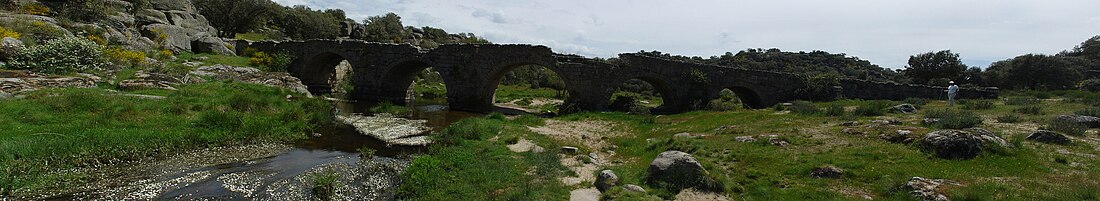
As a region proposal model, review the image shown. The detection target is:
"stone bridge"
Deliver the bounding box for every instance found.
[240,39,998,114]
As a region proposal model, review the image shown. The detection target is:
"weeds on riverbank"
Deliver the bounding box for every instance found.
[0,81,331,196]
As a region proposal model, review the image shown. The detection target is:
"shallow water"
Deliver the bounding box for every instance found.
[48,100,481,200]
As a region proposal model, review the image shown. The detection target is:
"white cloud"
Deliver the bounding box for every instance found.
[273,0,1100,69]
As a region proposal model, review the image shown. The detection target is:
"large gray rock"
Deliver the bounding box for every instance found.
[1053,115,1100,128]
[646,151,707,189]
[594,170,619,192]
[919,130,984,159]
[1026,130,1072,145]
[966,128,1011,148]
[141,24,214,51]
[1,37,22,61]
[150,0,197,12]
[191,37,235,55]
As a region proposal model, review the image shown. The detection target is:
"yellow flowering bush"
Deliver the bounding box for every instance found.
[20,3,49,16]
[0,26,19,39]
[105,47,146,67]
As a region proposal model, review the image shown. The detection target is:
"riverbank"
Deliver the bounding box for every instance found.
[0,81,332,198]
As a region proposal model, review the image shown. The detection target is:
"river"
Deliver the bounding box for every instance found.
[48,101,480,200]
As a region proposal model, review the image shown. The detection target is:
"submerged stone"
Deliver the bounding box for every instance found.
[336,113,432,146]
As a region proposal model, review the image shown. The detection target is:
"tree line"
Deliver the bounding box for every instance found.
[193,0,490,46]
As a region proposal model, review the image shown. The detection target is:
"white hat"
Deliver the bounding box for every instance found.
[949,81,955,84]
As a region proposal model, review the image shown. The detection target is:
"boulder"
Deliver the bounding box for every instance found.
[1,37,22,60]
[191,37,235,56]
[1053,115,1100,128]
[919,129,984,159]
[150,0,197,12]
[965,128,1010,148]
[735,136,755,142]
[646,151,707,188]
[594,170,619,192]
[892,104,918,114]
[1026,130,1072,145]
[141,24,213,51]
[810,165,844,179]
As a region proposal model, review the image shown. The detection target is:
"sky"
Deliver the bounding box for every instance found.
[273,0,1100,69]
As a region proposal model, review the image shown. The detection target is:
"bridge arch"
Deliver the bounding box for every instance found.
[482,62,574,113]
[378,59,449,104]
[719,86,767,109]
[292,51,351,94]
[607,76,676,113]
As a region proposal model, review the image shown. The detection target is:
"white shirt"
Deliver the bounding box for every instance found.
[948,85,959,94]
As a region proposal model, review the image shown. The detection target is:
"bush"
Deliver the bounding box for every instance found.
[250,51,273,67]
[854,100,892,116]
[0,26,19,39]
[923,109,983,129]
[1045,118,1087,136]
[825,104,846,116]
[996,115,1021,123]
[269,51,294,72]
[1004,97,1040,105]
[790,101,820,115]
[1082,79,1100,92]
[1014,106,1043,115]
[105,47,146,67]
[961,99,995,110]
[8,37,107,74]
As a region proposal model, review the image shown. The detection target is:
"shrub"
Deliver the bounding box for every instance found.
[85,35,106,45]
[8,37,107,74]
[996,115,1021,123]
[790,101,820,115]
[358,146,376,156]
[250,51,273,67]
[923,109,983,129]
[311,170,339,201]
[1014,106,1043,115]
[854,100,892,116]
[105,47,146,67]
[1004,97,1040,105]
[268,51,294,72]
[19,3,49,15]
[961,99,995,110]
[825,104,846,116]
[0,26,19,39]
[1076,107,1100,117]
[1082,79,1100,92]
[1044,118,1086,136]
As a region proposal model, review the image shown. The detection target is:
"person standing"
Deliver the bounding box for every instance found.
[947,81,959,107]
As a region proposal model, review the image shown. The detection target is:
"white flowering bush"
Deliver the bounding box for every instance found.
[8,37,107,74]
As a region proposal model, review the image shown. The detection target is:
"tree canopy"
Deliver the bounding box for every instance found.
[902,50,968,85]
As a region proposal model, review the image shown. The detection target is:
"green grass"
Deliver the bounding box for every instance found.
[399,92,1100,200]
[0,81,330,196]
[235,32,271,41]
[397,117,571,200]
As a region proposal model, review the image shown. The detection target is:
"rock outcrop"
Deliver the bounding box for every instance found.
[188,65,311,96]
[1,71,99,94]
[1026,130,1072,145]
[1053,115,1100,128]
[905,177,958,201]
[919,128,1009,159]
[336,113,432,146]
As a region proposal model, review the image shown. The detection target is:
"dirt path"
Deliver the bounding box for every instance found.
[523,119,625,200]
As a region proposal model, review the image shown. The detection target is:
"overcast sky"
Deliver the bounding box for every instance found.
[273,0,1100,69]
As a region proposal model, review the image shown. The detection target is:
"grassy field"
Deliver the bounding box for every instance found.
[399,92,1100,200]
[0,81,331,196]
